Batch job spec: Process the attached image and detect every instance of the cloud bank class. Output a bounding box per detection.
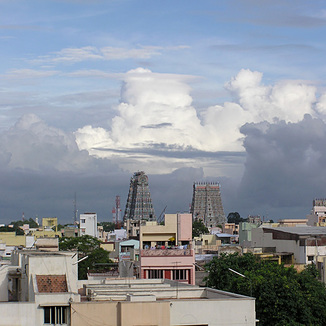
[1,68,326,222]
[237,115,326,218]
[74,68,322,175]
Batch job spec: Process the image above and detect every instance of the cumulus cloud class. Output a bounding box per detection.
[3,68,325,221]
[225,69,316,122]
[0,113,117,174]
[75,68,323,176]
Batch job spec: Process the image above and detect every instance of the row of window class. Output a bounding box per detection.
[147,269,188,281]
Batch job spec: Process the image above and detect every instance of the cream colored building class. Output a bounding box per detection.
[0,232,26,247]
[193,234,221,254]
[42,217,58,231]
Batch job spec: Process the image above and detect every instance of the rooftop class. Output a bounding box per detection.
[262,226,326,236]
[82,278,253,302]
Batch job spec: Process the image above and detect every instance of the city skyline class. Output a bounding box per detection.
[0,1,326,223]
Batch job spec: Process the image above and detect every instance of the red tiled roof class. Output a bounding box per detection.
[36,275,68,293]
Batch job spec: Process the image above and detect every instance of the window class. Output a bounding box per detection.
[148,269,163,279]
[80,219,86,223]
[44,306,68,325]
[173,269,187,280]
[308,255,315,262]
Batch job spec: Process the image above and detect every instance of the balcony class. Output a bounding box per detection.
[141,248,193,257]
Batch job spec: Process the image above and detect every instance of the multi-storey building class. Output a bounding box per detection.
[79,213,98,237]
[140,213,195,285]
[190,182,226,227]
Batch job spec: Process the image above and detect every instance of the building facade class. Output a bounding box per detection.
[79,213,98,237]
[190,182,226,227]
[0,250,80,326]
[251,226,326,265]
[307,198,326,226]
[140,213,195,285]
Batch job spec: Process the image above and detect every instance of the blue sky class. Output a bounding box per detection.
[0,0,326,223]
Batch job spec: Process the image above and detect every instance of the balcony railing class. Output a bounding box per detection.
[141,249,192,257]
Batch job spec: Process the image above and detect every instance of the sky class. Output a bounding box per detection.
[1,0,326,224]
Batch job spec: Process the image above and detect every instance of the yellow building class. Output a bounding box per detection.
[42,217,58,231]
[30,229,61,239]
[0,232,26,247]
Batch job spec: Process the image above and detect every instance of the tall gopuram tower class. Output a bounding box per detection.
[124,171,156,238]
[190,182,226,227]
[123,171,156,239]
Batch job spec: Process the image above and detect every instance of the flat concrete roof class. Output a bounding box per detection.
[82,278,254,302]
[262,226,326,236]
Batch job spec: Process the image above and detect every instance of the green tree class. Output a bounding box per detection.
[206,253,326,326]
[98,221,116,232]
[227,212,247,224]
[0,218,39,235]
[59,235,112,280]
[27,218,39,228]
[0,220,25,235]
[192,218,209,238]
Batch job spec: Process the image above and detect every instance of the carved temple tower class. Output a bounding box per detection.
[190,182,226,227]
[124,171,156,238]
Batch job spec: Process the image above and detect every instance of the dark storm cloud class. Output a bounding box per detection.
[237,114,326,218]
[0,113,235,224]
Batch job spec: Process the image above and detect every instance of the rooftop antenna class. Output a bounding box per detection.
[74,192,78,227]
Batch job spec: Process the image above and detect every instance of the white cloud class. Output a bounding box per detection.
[33,45,164,64]
[75,68,324,173]
[0,113,116,173]
[226,68,316,122]
[65,69,112,78]
[4,69,59,79]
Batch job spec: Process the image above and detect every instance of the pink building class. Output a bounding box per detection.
[140,213,195,285]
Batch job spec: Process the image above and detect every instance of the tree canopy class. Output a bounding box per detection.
[0,218,38,235]
[205,253,326,326]
[59,235,112,280]
[227,212,247,224]
[192,218,209,237]
[98,221,116,232]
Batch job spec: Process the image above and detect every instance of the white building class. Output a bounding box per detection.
[0,250,80,326]
[79,213,98,237]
